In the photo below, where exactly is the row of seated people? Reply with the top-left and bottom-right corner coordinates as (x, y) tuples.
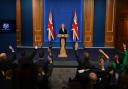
(68, 43), (128, 89)
(0, 45), (53, 89)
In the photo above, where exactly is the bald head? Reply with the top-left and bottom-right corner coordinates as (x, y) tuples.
(0, 53), (7, 61)
(89, 72), (97, 82)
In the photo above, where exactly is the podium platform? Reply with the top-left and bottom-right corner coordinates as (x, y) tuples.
(57, 34), (68, 58)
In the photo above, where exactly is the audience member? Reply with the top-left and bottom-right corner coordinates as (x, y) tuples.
(18, 46), (37, 65)
(121, 43), (128, 74)
(36, 46), (53, 89)
(18, 46), (38, 89)
(0, 45), (16, 80)
(119, 43), (128, 89)
(1, 43), (128, 89)
(74, 42), (97, 89)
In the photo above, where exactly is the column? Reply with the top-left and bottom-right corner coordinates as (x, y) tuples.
(16, 0), (22, 46)
(83, 0), (94, 47)
(105, 0), (116, 47)
(32, 0), (43, 46)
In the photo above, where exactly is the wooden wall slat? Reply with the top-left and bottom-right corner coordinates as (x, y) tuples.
(105, 0), (116, 47)
(32, 0), (43, 46)
(16, 0), (22, 46)
(83, 0), (94, 47)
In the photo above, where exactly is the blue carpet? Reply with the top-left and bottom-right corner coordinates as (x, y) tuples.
(43, 42), (84, 48)
(16, 48), (116, 61)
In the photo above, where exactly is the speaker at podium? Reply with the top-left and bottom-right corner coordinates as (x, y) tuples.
(58, 34), (68, 58)
(58, 24), (68, 58)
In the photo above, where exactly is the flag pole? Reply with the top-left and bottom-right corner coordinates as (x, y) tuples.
(49, 41), (52, 48)
(50, 9), (52, 47)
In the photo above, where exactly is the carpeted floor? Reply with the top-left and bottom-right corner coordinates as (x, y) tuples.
(50, 68), (77, 89)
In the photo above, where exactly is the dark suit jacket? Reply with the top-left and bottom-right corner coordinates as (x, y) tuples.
(74, 49), (90, 69)
(59, 28), (67, 47)
(59, 28), (67, 34)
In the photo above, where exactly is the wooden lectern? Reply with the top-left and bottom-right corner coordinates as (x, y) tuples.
(58, 34), (68, 58)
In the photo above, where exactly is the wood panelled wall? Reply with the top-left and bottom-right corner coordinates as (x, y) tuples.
(16, 0), (21, 46)
(32, 0), (43, 46)
(115, 0), (128, 50)
(16, 0), (43, 47)
(105, 0), (116, 47)
(83, 0), (94, 47)
(83, 0), (116, 48)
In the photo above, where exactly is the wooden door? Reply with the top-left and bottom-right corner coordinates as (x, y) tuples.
(115, 0), (128, 50)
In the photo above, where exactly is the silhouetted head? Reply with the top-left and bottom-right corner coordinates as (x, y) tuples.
(21, 50), (26, 57)
(38, 49), (44, 58)
(83, 52), (89, 61)
(89, 72), (97, 83)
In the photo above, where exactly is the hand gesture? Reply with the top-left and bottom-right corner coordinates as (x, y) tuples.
(9, 45), (15, 52)
(9, 45), (13, 50)
(123, 43), (126, 49)
(99, 49), (103, 53)
(35, 45), (38, 49)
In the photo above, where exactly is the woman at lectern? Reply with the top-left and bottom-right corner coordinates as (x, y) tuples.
(59, 24), (67, 34)
(59, 24), (67, 47)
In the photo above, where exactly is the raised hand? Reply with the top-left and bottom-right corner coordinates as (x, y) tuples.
(99, 49), (103, 53)
(9, 45), (13, 50)
(99, 49), (109, 59)
(9, 45), (15, 52)
(35, 45), (38, 49)
(123, 43), (126, 49)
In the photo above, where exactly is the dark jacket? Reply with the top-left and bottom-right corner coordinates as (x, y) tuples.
(74, 49), (90, 69)
(59, 28), (67, 34)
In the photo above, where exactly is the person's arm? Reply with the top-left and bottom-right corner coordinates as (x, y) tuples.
(120, 43), (128, 74)
(74, 42), (82, 66)
(99, 49), (109, 59)
(9, 45), (16, 61)
(9, 45), (15, 53)
(122, 43), (128, 66)
(123, 43), (127, 51)
(30, 46), (38, 59)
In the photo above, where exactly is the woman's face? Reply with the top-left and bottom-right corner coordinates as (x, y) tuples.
(61, 24), (65, 29)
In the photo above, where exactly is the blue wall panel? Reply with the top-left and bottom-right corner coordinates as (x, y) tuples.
(21, 0), (33, 46)
(43, 0), (83, 47)
(93, 0), (106, 47)
(0, 0), (16, 51)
